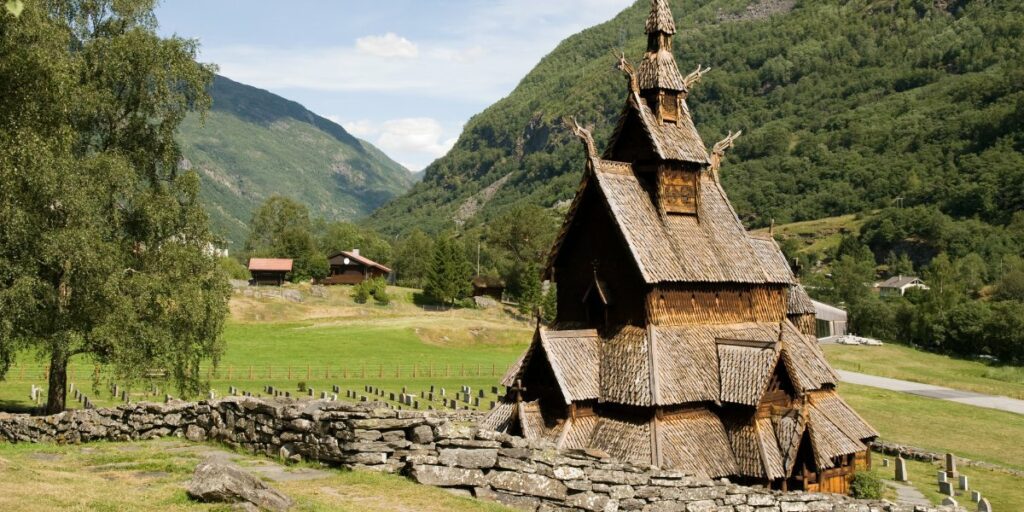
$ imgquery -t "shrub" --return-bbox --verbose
[850,471,883,500]
[297,381,307,392]
[352,281,371,304]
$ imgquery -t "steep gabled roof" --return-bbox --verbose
[638,49,687,91]
[659,408,738,478]
[787,283,817,316]
[553,159,793,285]
[605,94,709,164]
[778,322,839,392]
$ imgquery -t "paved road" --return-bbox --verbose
[837,370,1024,416]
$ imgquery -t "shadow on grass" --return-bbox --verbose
[0,400,42,415]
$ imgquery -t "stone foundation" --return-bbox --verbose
[0,398,961,512]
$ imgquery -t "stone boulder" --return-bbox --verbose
[186,458,292,512]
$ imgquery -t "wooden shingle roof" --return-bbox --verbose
[599,326,652,406]
[779,323,839,392]
[787,283,817,316]
[659,409,738,478]
[540,329,601,403]
[717,341,780,406]
[645,0,676,34]
[590,415,653,466]
[638,50,686,91]
[585,161,793,285]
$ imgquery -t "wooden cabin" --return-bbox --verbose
[248,258,292,286]
[323,249,391,285]
[471,275,505,300]
[482,0,876,495]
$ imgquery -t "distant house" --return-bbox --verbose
[471,275,505,300]
[248,258,292,286]
[811,299,848,338]
[323,249,391,285]
[876,275,929,297]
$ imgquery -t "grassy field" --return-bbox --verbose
[0,285,533,412]
[750,213,868,255]
[825,344,1024,400]
[869,455,1022,510]
[0,438,509,512]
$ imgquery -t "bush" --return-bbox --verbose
[850,471,883,500]
[218,257,250,280]
[297,381,307,392]
[352,278,389,306]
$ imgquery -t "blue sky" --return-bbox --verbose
[155,1,634,172]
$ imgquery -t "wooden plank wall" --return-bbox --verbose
[647,284,787,325]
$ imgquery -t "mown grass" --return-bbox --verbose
[871,454,1023,510]
[825,344,1024,399]
[840,383,1024,470]
[750,213,868,255]
[0,439,510,512]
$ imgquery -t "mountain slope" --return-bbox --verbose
[367,0,1024,236]
[178,75,413,247]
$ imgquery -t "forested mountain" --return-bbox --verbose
[178,75,414,248]
[367,0,1024,236]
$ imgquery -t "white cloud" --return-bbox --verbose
[376,118,457,157]
[338,119,377,138]
[355,32,419,58]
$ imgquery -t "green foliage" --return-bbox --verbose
[352,278,389,306]
[393,229,435,288]
[218,257,250,280]
[5,0,23,17]
[317,220,392,264]
[425,236,472,306]
[369,0,1024,249]
[178,75,414,249]
[244,196,329,282]
[0,0,230,412]
[850,471,884,500]
[540,283,558,324]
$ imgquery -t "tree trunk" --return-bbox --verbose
[45,349,68,414]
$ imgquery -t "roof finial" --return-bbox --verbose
[614,50,640,96]
[564,116,598,162]
[710,130,742,174]
[682,64,710,89]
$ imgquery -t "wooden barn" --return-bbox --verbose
[471,275,505,300]
[482,0,876,494]
[323,249,391,285]
[248,258,292,286]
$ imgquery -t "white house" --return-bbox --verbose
[876,275,929,297]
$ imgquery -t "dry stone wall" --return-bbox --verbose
[0,398,961,512]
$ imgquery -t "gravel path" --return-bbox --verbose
[838,370,1024,415]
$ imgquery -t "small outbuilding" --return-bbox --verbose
[812,299,848,338]
[876,275,929,297]
[248,258,292,286]
[471,275,505,300]
[323,249,391,285]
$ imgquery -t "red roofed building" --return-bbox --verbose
[248,258,293,286]
[323,249,391,285]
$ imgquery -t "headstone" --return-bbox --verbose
[940,497,957,507]
[938,481,953,497]
[308,388,314,397]
[958,474,968,491]
[359,395,367,402]
[430,385,435,392]
[440,387,446,396]
[894,456,908,482]
[945,453,957,477]
[882,458,889,467]
[428,392,434,401]
[389,392,395,401]
[165,394,172,403]
[978,497,992,512]
[428,405,434,410]
[320,391,327,399]
[478,389,485,398]
[473,397,480,407]
[331,394,338,401]
[938,471,948,483]
[402,386,407,394]
[285,391,290,398]
[332,384,339,393]
[491,386,498,394]
[489,401,496,410]
[413,401,419,409]
[971,491,982,503]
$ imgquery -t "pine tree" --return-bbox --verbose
[425,236,471,306]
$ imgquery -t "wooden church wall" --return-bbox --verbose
[647,284,788,325]
[553,185,647,328]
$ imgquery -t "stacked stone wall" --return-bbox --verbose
[0,398,961,512]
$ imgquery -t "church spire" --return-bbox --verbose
[637,0,686,124]
[637,0,685,94]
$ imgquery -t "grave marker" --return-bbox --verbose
[971,491,981,503]
[937,471,948,484]
[978,497,992,512]
[893,456,908,482]
[958,474,968,491]
[938,481,953,496]
[945,453,957,477]
[940,497,957,507]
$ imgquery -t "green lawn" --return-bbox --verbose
[0,439,510,512]
[841,383,1024,471]
[825,344,1024,399]
[750,213,868,255]
[871,454,1023,511]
